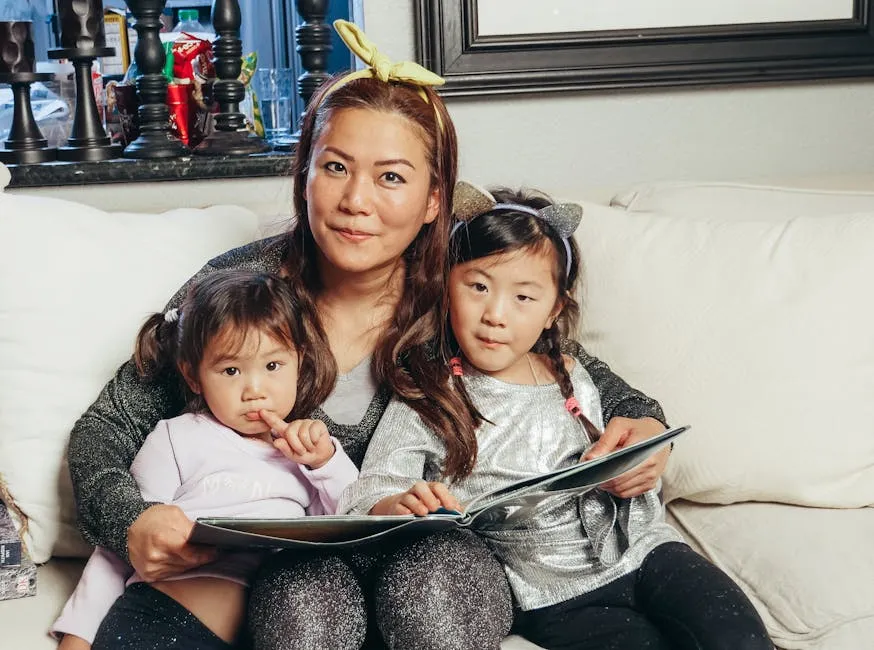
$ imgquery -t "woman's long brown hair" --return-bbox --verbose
[286,75,480,478]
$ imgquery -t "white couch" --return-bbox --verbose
[1,163,872,649]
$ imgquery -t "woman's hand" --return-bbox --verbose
[261,410,335,469]
[370,482,462,516]
[582,416,670,498]
[127,504,218,582]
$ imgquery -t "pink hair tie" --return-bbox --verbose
[449,357,464,376]
[565,396,582,416]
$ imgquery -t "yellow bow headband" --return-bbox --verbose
[319,20,446,127]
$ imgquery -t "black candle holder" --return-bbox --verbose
[1,20,35,75]
[272,0,331,151]
[48,0,121,161]
[194,0,268,156]
[0,72,57,164]
[0,22,56,164]
[124,0,188,158]
[294,0,331,120]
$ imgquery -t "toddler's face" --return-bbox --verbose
[449,247,561,383]
[186,326,299,440]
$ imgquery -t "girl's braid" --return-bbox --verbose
[546,325,601,442]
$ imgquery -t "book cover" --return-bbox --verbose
[0,501,22,567]
[190,425,688,550]
[0,559,37,600]
[0,500,36,600]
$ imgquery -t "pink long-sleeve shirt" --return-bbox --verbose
[52,412,358,643]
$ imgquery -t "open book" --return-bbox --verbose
[189,425,688,550]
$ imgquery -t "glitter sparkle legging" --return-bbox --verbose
[247,529,514,650]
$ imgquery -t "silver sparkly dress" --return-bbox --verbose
[339,361,683,611]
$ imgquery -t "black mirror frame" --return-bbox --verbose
[416,0,874,97]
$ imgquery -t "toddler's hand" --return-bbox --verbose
[260,410,335,469]
[371,481,462,516]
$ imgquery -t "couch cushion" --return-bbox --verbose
[610,181,874,220]
[574,200,874,507]
[668,500,874,650]
[0,559,85,650]
[0,192,260,562]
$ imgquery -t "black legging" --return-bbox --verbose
[515,542,774,650]
[92,582,235,650]
[248,529,514,650]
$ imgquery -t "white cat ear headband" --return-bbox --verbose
[450,181,583,277]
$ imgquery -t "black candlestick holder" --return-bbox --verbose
[124,0,188,158]
[293,0,331,127]
[48,0,121,161]
[0,72,57,164]
[272,0,331,151]
[0,21,56,164]
[194,0,268,156]
[46,48,122,161]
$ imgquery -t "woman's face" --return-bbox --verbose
[304,108,440,276]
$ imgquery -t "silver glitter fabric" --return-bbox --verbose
[247,530,513,650]
[248,551,368,650]
[373,530,513,650]
[538,202,583,239]
[67,233,666,643]
[451,181,496,222]
[340,361,682,611]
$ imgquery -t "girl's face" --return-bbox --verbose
[449,247,562,384]
[304,107,440,277]
[184,326,299,440]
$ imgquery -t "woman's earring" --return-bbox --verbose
[449,357,464,376]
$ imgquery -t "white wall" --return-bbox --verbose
[363,1,874,202]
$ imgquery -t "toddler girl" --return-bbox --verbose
[53,269,358,650]
[339,184,772,650]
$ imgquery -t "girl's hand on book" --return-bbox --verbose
[262,410,335,469]
[372,482,462,516]
[583,416,670,498]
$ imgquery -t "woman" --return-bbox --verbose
[67,21,670,650]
